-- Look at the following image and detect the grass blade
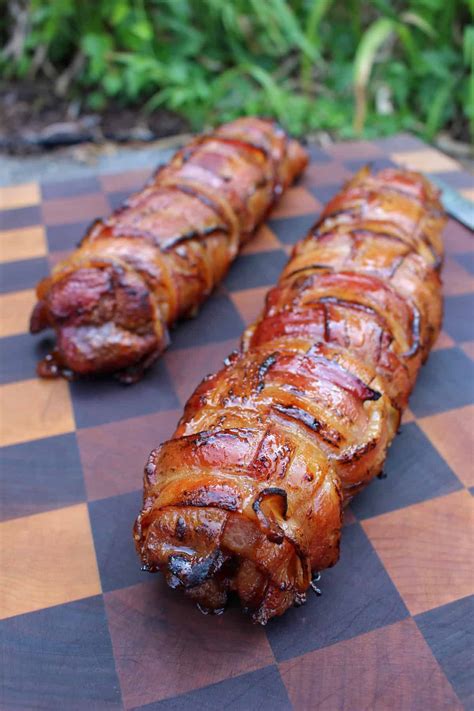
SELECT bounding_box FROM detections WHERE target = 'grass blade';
[353,17,396,133]
[400,11,437,39]
[301,0,334,92]
[424,75,459,140]
[243,63,287,122]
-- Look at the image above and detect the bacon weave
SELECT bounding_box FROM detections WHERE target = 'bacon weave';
[30,118,307,381]
[134,167,445,623]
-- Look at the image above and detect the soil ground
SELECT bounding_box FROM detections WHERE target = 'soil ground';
[0,79,189,155]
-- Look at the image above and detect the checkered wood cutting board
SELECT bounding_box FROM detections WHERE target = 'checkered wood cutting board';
[0,134,473,711]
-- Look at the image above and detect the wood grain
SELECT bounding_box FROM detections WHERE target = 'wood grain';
[0,504,101,619]
[0,378,75,447]
[280,618,462,711]
[362,490,474,615]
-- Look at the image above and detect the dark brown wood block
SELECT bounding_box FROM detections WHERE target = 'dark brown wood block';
[280,618,462,711]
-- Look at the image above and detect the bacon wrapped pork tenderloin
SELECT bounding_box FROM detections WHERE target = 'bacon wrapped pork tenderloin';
[30,118,308,382]
[134,167,445,623]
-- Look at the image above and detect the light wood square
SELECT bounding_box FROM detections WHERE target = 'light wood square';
[419,405,474,488]
[0,379,75,447]
[363,490,474,615]
[0,503,101,619]
[391,149,460,173]
[0,289,36,337]
[0,226,47,264]
[0,183,40,211]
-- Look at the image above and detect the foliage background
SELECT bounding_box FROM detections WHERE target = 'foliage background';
[1,0,472,141]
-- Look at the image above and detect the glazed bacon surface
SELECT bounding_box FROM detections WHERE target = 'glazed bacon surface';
[134,167,446,623]
[30,118,308,381]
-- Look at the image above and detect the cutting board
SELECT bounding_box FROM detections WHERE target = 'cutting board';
[1,134,473,710]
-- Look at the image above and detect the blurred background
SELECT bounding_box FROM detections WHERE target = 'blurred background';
[1,0,472,157]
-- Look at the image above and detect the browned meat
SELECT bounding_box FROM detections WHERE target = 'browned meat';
[134,167,445,623]
[30,118,308,381]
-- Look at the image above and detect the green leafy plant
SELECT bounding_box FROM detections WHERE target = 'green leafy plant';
[0,0,471,142]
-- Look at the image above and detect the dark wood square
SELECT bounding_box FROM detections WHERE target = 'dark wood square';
[78,411,181,501]
[443,293,474,342]
[167,289,245,349]
[41,193,110,226]
[351,422,462,519]
[0,256,49,294]
[89,490,145,592]
[279,619,462,711]
[46,219,93,252]
[344,156,398,173]
[0,205,42,230]
[108,189,133,211]
[454,252,474,275]
[306,182,345,205]
[409,348,474,417]
[164,338,237,406]
[105,581,274,708]
[0,596,121,709]
[267,214,316,246]
[0,333,49,384]
[70,358,179,428]
[0,433,85,521]
[223,249,289,290]
[432,170,474,189]
[374,133,426,152]
[41,175,102,200]
[266,524,408,662]
[135,665,291,711]
[416,595,474,708]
